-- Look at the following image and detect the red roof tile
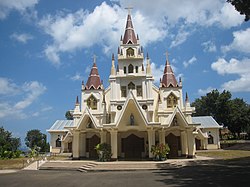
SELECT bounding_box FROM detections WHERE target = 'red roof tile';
[122,14,137,44]
[85,62,102,90]
[161,60,178,88]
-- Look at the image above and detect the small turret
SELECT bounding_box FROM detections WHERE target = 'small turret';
[185,92,191,108]
[146,53,152,75]
[110,53,116,76]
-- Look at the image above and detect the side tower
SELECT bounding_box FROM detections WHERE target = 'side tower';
[108,11,154,123]
[81,57,105,124]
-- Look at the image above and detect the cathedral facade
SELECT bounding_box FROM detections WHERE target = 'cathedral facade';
[48,13,221,160]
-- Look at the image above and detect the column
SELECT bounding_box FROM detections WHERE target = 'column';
[100,131,107,143]
[147,129,155,158]
[187,130,196,158]
[79,133,86,158]
[159,130,165,145]
[181,131,188,156]
[72,130,80,159]
[110,130,118,159]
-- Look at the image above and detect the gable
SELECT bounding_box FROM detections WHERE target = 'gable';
[116,98,148,131]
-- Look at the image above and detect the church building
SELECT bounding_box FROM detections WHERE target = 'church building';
[48,12,222,160]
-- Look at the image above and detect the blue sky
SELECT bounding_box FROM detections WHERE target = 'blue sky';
[0,0,250,145]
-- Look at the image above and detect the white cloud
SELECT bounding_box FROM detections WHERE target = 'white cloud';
[0,78,46,119]
[211,58,250,92]
[202,40,217,52]
[39,2,168,65]
[183,56,197,68]
[14,81,46,110]
[151,62,165,83]
[0,77,19,95]
[114,0,244,27]
[0,0,39,20]
[198,86,216,95]
[222,28,250,54]
[211,58,250,75]
[10,33,33,43]
[70,72,83,81]
[170,28,191,48]
[37,0,244,65]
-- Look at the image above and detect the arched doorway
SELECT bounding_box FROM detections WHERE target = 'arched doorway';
[122,134,144,159]
[166,133,181,158]
[86,134,100,159]
[195,138,201,150]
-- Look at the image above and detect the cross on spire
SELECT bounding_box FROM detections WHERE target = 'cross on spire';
[125,7,133,15]
[93,54,97,64]
[165,51,170,61]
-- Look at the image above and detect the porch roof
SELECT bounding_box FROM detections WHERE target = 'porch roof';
[192,116,222,129]
[48,120,74,132]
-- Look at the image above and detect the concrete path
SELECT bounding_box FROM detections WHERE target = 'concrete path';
[40,156,213,172]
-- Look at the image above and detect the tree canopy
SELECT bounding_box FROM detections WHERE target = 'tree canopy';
[65,110,73,120]
[191,90,250,138]
[0,126,21,159]
[25,129,49,152]
[227,0,250,21]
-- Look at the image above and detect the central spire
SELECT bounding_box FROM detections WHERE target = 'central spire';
[122,8,137,45]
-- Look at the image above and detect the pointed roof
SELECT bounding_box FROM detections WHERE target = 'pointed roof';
[75,96,79,105]
[122,13,137,44]
[161,58,178,88]
[85,61,102,90]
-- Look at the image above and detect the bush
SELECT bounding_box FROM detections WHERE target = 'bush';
[151,143,170,161]
[95,143,112,161]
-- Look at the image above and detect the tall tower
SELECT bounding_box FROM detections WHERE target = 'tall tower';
[109,9,155,122]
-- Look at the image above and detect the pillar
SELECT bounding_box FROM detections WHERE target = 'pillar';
[79,133,86,158]
[187,130,196,158]
[72,130,80,159]
[100,131,107,143]
[159,130,165,145]
[110,130,118,159]
[181,131,188,156]
[147,129,155,158]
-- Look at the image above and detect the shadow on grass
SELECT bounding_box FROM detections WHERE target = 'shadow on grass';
[154,156,250,186]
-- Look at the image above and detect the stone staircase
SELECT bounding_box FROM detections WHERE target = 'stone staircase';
[78,162,98,172]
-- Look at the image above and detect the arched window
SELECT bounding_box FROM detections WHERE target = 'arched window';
[56,136,61,147]
[124,66,126,74]
[127,47,134,57]
[87,95,97,110]
[135,66,138,73]
[128,64,134,73]
[208,135,214,144]
[167,93,178,108]
[128,82,135,90]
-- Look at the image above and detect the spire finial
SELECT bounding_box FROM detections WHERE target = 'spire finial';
[147,52,149,60]
[125,7,133,15]
[165,51,170,62]
[93,54,97,64]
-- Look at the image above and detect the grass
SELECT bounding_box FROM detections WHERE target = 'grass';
[0,155,71,170]
[0,157,30,170]
[196,150,250,160]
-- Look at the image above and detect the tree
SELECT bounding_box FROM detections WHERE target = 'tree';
[227,0,250,21]
[25,129,49,152]
[65,110,73,120]
[0,126,21,159]
[191,90,231,126]
[228,98,250,138]
[191,90,250,139]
